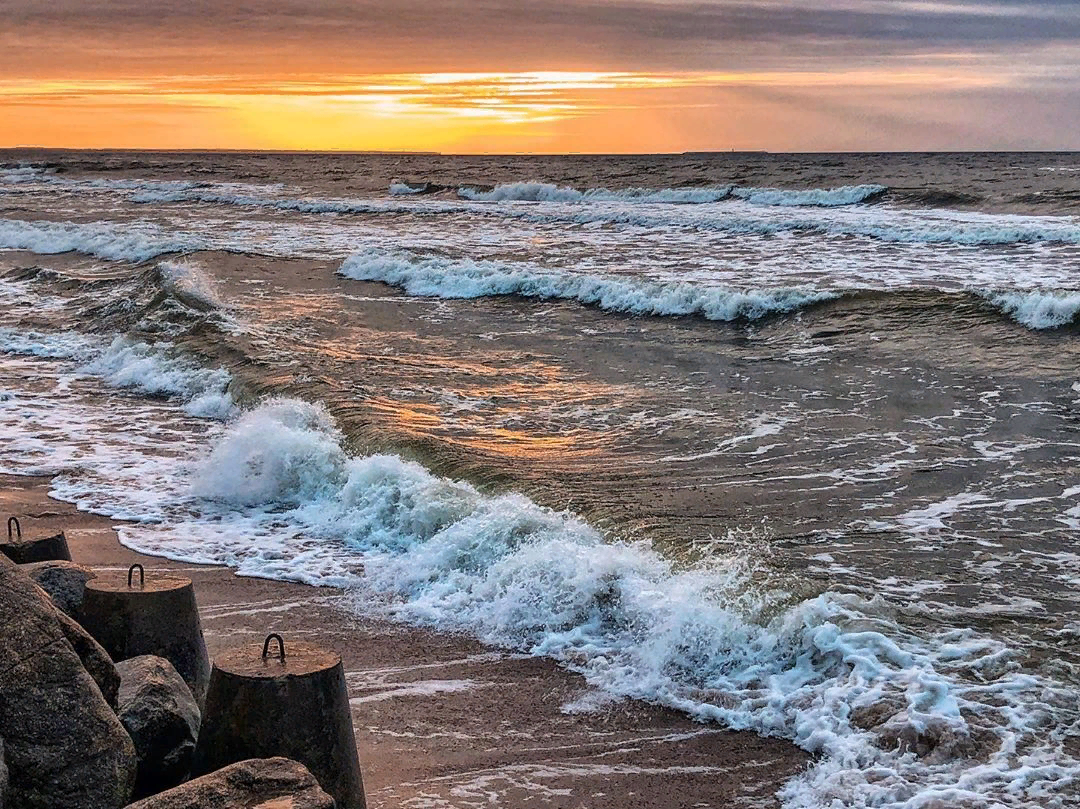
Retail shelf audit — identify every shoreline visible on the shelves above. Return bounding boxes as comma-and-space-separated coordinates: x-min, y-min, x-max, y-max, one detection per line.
2, 472, 809, 808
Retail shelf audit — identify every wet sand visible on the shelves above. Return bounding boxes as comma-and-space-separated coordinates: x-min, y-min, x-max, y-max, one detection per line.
2, 473, 808, 808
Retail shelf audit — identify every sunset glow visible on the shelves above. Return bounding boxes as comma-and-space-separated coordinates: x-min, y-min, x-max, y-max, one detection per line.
3, 1, 1079, 152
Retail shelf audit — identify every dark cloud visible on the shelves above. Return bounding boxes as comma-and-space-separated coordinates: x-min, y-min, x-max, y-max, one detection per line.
6, 1, 1080, 69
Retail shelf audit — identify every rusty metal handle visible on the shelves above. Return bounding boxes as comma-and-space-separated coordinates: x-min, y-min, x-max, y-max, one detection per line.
7, 517, 20, 541
262, 633, 285, 663
127, 564, 144, 588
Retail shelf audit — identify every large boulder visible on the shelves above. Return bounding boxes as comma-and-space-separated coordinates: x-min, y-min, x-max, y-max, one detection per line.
0, 555, 136, 809
54, 606, 121, 709
124, 758, 336, 809
117, 656, 201, 799
20, 560, 96, 618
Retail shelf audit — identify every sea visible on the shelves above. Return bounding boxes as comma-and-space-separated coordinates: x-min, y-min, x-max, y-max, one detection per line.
1, 150, 1078, 807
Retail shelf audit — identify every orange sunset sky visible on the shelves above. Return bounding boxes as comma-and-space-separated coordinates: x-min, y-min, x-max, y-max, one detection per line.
4, 1, 1080, 153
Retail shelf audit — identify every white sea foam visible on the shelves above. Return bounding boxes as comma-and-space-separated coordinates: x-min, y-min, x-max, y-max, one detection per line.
983, 289, 1080, 329
82, 337, 233, 419
158, 259, 226, 312
0, 166, 51, 184
0, 218, 199, 262
457, 182, 735, 204
456, 181, 886, 207
730, 184, 887, 207
130, 184, 1080, 248
0, 328, 232, 419
1, 339, 1076, 806
338, 248, 837, 321
509, 206, 1080, 246
96, 398, 1077, 808
389, 180, 436, 196
128, 188, 392, 216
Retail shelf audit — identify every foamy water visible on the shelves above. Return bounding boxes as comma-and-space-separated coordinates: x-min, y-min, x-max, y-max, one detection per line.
3, 151, 1080, 807
1, 349, 1076, 806
3, 163, 1080, 330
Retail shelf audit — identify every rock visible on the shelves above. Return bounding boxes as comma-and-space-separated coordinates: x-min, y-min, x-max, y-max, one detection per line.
117, 656, 201, 799
20, 560, 96, 618
54, 606, 121, 709
124, 757, 336, 809
1, 736, 9, 808
0, 554, 136, 809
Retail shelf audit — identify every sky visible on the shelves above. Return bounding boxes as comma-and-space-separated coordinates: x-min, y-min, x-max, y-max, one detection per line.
3, 1, 1079, 153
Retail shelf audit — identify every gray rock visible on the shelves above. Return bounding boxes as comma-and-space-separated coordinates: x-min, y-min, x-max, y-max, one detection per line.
54, 606, 121, 709
1, 735, 9, 809
0, 554, 136, 809
20, 560, 96, 618
124, 757, 336, 809
116, 656, 201, 799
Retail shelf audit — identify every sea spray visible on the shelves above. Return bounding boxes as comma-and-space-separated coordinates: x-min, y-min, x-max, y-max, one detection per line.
114, 398, 1078, 808
1, 343, 1075, 807
982, 289, 1080, 329
157, 260, 227, 312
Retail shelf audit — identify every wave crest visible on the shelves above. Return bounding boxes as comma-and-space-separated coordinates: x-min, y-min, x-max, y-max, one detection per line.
338, 249, 837, 321
455, 181, 886, 207
983, 289, 1080, 329
0, 218, 198, 262
0, 328, 233, 419
105, 396, 1076, 808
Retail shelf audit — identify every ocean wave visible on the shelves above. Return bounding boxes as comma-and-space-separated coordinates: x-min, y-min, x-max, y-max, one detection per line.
730, 184, 888, 207
157, 260, 226, 312
338, 249, 837, 321
95, 396, 1077, 808
982, 289, 1080, 329
129, 187, 396, 217
128, 185, 1080, 248
0, 328, 233, 419
457, 182, 736, 204
389, 180, 448, 196
456, 181, 886, 207
0, 218, 199, 262
0, 166, 54, 184
892, 188, 984, 209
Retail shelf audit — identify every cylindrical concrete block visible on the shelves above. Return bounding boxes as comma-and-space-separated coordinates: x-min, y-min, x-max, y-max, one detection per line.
192, 634, 367, 809
1, 517, 72, 564
79, 565, 210, 705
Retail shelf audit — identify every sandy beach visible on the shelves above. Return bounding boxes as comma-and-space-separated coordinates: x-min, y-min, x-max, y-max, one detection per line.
2, 472, 808, 808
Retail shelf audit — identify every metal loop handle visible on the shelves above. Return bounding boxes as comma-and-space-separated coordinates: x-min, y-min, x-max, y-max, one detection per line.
7, 517, 20, 541
262, 633, 286, 663
127, 563, 145, 588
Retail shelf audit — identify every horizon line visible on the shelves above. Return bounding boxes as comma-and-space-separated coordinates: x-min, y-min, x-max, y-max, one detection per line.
3, 147, 1079, 157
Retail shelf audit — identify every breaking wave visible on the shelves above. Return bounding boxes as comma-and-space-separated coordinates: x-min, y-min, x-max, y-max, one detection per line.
157, 259, 226, 312
91, 397, 1078, 808
983, 289, 1080, 330
0, 328, 233, 419
457, 182, 735, 204
338, 248, 838, 321
124, 186, 1080, 247
0, 217, 200, 262
456, 181, 887, 207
